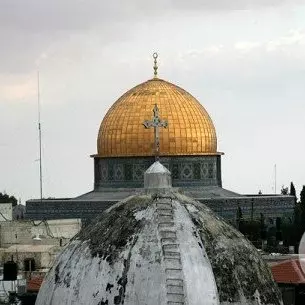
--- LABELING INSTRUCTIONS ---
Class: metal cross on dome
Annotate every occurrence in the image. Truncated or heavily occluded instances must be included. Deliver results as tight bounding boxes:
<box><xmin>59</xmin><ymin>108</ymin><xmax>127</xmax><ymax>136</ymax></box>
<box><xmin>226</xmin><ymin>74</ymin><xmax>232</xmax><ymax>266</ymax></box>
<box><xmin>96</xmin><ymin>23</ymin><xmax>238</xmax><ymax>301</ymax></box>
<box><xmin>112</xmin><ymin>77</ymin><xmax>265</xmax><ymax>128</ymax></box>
<box><xmin>143</xmin><ymin>104</ymin><xmax>168</xmax><ymax>160</ymax></box>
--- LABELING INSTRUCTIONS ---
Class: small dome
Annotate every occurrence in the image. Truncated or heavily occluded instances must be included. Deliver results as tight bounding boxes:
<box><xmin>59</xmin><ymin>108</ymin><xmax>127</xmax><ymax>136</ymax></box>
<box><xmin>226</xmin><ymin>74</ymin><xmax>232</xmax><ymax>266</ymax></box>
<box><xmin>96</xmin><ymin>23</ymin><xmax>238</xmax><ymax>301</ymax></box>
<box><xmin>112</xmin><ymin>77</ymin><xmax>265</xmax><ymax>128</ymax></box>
<box><xmin>36</xmin><ymin>193</ymin><xmax>282</xmax><ymax>305</ymax></box>
<box><xmin>97</xmin><ymin>78</ymin><xmax>218</xmax><ymax>157</ymax></box>
<box><xmin>144</xmin><ymin>161</ymin><xmax>172</xmax><ymax>191</ymax></box>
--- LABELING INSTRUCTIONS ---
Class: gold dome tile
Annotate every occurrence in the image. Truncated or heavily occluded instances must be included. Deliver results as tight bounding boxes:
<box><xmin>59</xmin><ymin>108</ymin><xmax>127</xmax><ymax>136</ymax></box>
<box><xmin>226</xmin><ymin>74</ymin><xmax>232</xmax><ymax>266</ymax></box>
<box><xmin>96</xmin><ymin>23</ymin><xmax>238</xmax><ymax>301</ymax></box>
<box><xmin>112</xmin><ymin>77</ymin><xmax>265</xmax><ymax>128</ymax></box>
<box><xmin>97</xmin><ymin>78</ymin><xmax>219</xmax><ymax>157</ymax></box>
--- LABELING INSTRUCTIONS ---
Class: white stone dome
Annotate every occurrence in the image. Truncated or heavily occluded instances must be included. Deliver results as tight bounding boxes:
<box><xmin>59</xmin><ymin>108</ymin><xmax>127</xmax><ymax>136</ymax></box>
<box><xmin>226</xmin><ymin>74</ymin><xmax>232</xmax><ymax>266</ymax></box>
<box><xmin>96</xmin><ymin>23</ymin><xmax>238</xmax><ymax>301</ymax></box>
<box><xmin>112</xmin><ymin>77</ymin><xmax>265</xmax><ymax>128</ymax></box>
<box><xmin>36</xmin><ymin>193</ymin><xmax>282</xmax><ymax>305</ymax></box>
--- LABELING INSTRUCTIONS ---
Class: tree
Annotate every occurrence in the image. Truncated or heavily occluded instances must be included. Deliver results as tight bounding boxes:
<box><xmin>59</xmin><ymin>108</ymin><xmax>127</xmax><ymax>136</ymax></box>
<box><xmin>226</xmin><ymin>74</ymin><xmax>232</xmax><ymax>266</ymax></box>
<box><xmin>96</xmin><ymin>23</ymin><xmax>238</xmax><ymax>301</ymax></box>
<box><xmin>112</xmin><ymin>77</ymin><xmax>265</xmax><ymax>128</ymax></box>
<box><xmin>0</xmin><ymin>192</ymin><xmax>18</xmax><ymax>207</ymax></box>
<box><xmin>301</xmin><ymin>186</ymin><xmax>305</xmax><ymax>205</ymax></box>
<box><xmin>260</xmin><ymin>213</ymin><xmax>267</xmax><ymax>240</ymax></box>
<box><xmin>281</xmin><ymin>186</ymin><xmax>289</xmax><ymax>195</ymax></box>
<box><xmin>236</xmin><ymin>206</ymin><xmax>243</xmax><ymax>229</ymax></box>
<box><xmin>239</xmin><ymin>220</ymin><xmax>261</xmax><ymax>243</ymax></box>
<box><xmin>290</xmin><ymin>182</ymin><xmax>296</xmax><ymax>197</ymax></box>
<box><xmin>282</xmin><ymin>221</ymin><xmax>296</xmax><ymax>246</ymax></box>
<box><xmin>236</xmin><ymin>206</ymin><xmax>243</xmax><ymax>221</ymax></box>
<box><xmin>276</xmin><ymin>217</ymin><xmax>282</xmax><ymax>241</ymax></box>
<box><xmin>293</xmin><ymin>186</ymin><xmax>305</xmax><ymax>251</ymax></box>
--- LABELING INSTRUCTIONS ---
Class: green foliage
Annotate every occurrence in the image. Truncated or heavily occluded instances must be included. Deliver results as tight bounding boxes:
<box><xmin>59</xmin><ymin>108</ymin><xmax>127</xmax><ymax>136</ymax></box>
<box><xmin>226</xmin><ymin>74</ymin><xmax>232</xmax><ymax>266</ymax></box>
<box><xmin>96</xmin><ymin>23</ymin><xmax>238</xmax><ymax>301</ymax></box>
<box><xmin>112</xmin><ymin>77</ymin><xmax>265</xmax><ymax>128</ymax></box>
<box><xmin>235</xmin><ymin>182</ymin><xmax>305</xmax><ymax>254</ymax></box>
<box><xmin>293</xmin><ymin>203</ymin><xmax>302</xmax><ymax>241</ymax></box>
<box><xmin>235</xmin><ymin>184</ymin><xmax>305</xmax><ymax>253</ymax></box>
<box><xmin>266</xmin><ymin>226</ymin><xmax>277</xmax><ymax>246</ymax></box>
<box><xmin>282</xmin><ymin>222</ymin><xmax>296</xmax><ymax>246</ymax></box>
<box><xmin>236</xmin><ymin>206</ymin><xmax>243</xmax><ymax>222</ymax></box>
<box><xmin>294</xmin><ymin>186</ymin><xmax>305</xmax><ymax>246</ymax></box>
<box><xmin>0</xmin><ymin>192</ymin><xmax>18</xmax><ymax>207</ymax></box>
<box><xmin>281</xmin><ymin>186</ymin><xmax>288</xmax><ymax>195</ymax></box>
<box><xmin>239</xmin><ymin>220</ymin><xmax>261</xmax><ymax>243</ymax></box>
<box><xmin>236</xmin><ymin>213</ymin><xmax>296</xmax><ymax>253</ymax></box>
<box><xmin>290</xmin><ymin>182</ymin><xmax>296</xmax><ymax>198</ymax></box>
<box><xmin>292</xmin><ymin>190</ymin><xmax>305</xmax><ymax>252</ymax></box>
<box><xmin>301</xmin><ymin>185</ymin><xmax>305</xmax><ymax>205</ymax></box>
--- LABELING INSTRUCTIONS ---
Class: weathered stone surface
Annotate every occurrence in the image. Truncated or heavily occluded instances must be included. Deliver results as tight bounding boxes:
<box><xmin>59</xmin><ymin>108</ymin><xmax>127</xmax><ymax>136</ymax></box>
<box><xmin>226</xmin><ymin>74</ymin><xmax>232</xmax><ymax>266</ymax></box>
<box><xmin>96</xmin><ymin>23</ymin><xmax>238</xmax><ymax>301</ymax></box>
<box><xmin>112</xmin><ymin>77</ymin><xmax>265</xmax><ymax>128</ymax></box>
<box><xmin>175</xmin><ymin>193</ymin><xmax>283</xmax><ymax>305</ymax></box>
<box><xmin>36</xmin><ymin>193</ymin><xmax>283</xmax><ymax>305</ymax></box>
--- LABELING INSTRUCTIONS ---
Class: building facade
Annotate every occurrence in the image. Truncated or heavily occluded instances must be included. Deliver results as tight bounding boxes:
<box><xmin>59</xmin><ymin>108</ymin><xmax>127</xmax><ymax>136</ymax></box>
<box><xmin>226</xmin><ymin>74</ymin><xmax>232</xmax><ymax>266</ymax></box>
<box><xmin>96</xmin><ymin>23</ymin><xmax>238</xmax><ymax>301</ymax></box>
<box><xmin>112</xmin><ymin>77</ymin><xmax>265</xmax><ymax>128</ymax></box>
<box><xmin>26</xmin><ymin>59</ymin><xmax>295</xmax><ymax>224</ymax></box>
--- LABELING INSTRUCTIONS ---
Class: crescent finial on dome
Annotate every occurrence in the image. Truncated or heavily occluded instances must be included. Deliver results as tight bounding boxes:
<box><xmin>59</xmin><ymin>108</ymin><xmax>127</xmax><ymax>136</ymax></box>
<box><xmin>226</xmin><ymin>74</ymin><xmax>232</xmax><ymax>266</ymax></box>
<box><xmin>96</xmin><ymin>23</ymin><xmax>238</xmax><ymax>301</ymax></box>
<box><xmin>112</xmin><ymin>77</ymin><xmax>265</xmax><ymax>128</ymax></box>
<box><xmin>153</xmin><ymin>52</ymin><xmax>158</xmax><ymax>78</ymax></box>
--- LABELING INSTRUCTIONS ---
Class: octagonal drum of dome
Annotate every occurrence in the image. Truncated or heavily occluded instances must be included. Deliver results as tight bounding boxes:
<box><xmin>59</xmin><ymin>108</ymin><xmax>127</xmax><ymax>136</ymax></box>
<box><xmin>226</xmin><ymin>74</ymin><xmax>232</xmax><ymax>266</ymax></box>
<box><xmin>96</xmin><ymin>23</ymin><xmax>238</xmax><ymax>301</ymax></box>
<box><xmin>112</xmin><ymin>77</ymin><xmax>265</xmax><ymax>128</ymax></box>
<box><xmin>36</xmin><ymin>193</ymin><xmax>282</xmax><ymax>305</ymax></box>
<box><xmin>97</xmin><ymin>78</ymin><xmax>218</xmax><ymax>157</ymax></box>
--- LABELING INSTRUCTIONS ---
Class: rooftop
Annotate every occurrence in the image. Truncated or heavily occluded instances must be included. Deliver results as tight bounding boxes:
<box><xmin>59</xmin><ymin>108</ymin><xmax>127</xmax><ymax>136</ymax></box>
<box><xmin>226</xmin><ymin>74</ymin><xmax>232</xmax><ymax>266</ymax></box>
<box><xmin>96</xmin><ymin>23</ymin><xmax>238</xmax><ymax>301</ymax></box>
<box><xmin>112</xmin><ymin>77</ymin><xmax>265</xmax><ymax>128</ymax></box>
<box><xmin>271</xmin><ymin>258</ymin><xmax>305</xmax><ymax>285</ymax></box>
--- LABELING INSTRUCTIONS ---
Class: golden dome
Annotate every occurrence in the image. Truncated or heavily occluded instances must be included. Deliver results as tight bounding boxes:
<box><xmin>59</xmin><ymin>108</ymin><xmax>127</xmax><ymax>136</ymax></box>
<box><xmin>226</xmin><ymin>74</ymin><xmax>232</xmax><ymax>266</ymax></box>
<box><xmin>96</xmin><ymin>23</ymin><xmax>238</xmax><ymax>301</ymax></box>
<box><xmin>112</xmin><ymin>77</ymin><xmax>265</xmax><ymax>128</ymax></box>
<box><xmin>97</xmin><ymin>78</ymin><xmax>218</xmax><ymax>157</ymax></box>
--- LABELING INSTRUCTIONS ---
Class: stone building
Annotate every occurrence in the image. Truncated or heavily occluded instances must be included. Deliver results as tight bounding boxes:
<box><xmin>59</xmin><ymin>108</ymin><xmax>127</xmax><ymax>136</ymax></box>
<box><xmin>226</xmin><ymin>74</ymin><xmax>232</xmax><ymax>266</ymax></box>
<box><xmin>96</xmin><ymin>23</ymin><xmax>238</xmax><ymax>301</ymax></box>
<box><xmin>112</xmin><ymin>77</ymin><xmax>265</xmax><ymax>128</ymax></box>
<box><xmin>0</xmin><ymin>218</ymin><xmax>81</xmax><ymax>272</ymax></box>
<box><xmin>0</xmin><ymin>203</ymin><xmax>12</xmax><ymax>221</ymax></box>
<box><xmin>13</xmin><ymin>204</ymin><xmax>26</xmax><ymax>220</ymax></box>
<box><xmin>26</xmin><ymin>55</ymin><xmax>294</xmax><ymax>224</ymax></box>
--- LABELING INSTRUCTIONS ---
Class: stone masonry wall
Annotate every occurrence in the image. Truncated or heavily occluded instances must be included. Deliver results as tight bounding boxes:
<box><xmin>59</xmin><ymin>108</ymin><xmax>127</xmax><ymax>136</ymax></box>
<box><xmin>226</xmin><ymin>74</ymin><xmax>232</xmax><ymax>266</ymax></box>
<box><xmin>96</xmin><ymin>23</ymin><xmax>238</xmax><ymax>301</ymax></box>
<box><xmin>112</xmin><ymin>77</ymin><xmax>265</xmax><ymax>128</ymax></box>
<box><xmin>25</xmin><ymin>195</ymin><xmax>294</xmax><ymax>225</ymax></box>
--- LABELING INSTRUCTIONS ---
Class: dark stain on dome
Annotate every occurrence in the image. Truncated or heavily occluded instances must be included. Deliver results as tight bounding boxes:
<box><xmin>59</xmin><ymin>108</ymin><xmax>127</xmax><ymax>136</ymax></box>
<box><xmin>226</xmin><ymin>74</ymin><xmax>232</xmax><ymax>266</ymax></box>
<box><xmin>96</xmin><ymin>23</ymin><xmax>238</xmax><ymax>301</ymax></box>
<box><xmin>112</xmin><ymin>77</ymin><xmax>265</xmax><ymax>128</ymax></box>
<box><xmin>180</xmin><ymin>196</ymin><xmax>282</xmax><ymax>305</ymax></box>
<box><xmin>53</xmin><ymin>263</ymin><xmax>72</xmax><ymax>289</ymax></box>
<box><xmin>106</xmin><ymin>283</ymin><xmax>114</xmax><ymax>293</ymax></box>
<box><xmin>114</xmin><ymin>237</ymin><xmax>137</xmax><ymax>305</ymax></box>
<box><xmin>54</xmin><ymin>264</ymin><xmax>60</xmax><ymax>284</ymax></box>
<box><xmin>77</xmin><ymin>196</ymin><xmax>150</xmax><ymax>264</ymax></box>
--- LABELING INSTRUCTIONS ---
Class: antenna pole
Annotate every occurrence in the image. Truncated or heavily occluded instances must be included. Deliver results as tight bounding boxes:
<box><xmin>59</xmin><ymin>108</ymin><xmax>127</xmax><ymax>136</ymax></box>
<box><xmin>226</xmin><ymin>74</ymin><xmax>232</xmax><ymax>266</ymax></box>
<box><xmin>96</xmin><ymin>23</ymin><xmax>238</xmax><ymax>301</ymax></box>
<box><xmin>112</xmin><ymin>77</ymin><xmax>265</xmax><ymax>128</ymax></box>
<box><xmin>37</xmin><ymin>71</ymin><xmax>43</xmax><ymax>203</ymax></box>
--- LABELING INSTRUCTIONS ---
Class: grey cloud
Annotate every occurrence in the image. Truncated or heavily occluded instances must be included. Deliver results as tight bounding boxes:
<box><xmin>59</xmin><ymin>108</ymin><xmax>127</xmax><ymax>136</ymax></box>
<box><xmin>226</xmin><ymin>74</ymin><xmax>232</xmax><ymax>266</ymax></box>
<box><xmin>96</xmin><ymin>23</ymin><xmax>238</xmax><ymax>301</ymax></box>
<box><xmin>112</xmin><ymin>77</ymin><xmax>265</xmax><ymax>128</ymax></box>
<box><xmin>0</xmin><ymin>1</ymin><xmax>120</xmax><ymax>32</ymax></box>
<box><xmin>0</xmin><ymin>23</ymin><xmax>130</xmax><ymax>74</ymax></box>
<box><xmin>1</xmin><ymin>0</ymin><xmax>304</xmax><ymax>80</ymax></box>
<box><xmin>1</xmin><ymin>0</ymin><xmax>303</xmax><ymax>34</ymax></box>
<box><xmin>0</xmin><ymin>0</ymin><xmax>137</xmax><ymax>74</ymax></box>
<box><xmin>167</xmin><ymin>0</ymin><xmax>305</xmax><ymax>10</ymax></box>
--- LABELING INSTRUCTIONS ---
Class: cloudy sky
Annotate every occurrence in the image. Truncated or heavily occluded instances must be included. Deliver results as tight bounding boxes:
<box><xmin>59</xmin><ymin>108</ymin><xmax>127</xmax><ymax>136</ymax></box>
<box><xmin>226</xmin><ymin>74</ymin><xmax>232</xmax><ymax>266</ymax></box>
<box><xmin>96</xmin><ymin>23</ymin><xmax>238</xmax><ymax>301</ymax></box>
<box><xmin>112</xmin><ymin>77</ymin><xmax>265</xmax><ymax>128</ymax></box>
<box><xmin>1</xmin><ymin>0</ymin><xmax>305</xmax><ymax>202</ymax></box>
